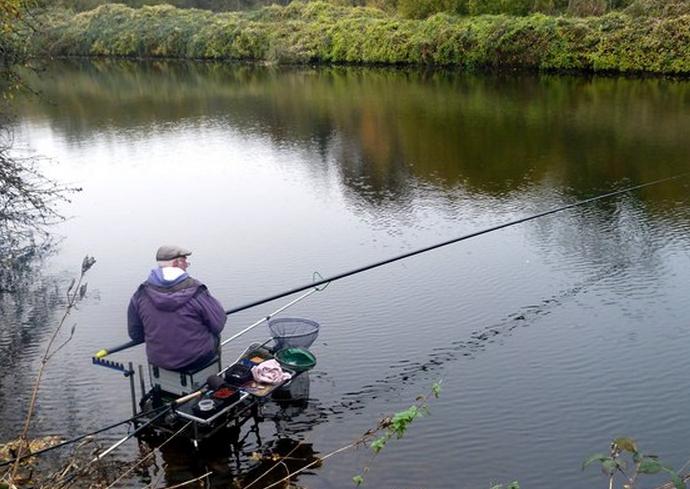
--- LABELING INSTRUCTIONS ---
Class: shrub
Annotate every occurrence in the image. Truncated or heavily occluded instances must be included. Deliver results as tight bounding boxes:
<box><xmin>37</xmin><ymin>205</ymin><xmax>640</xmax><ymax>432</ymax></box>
<box><xmin>625</xmin><ymin>0</ymin><xmax>690</xmax><ymax>17</ymax></box>
<box><xmin>467</xmin><ymin>0</ymin><xmax>501</xmax><ymax>15</ymax></box>
<box><xmin>34</xmin><ymin>2</ymin><xmax>690</xmax><ymax>74</ymax></box>
<box><xmin>566</xmin><ymin>0</ymin><xmax>607</xmax><ymax>16</ymax></box>
<box><xmin>398</xmin><ymin>0</ymin><xmax>466</xmax><ymax>19</ymax></box>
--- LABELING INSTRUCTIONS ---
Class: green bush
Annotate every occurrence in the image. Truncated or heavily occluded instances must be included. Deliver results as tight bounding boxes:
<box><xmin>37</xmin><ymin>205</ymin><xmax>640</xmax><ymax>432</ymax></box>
<box><xmin>467</xmin><ymin>0</ymin><xmax>500</xmax><ymax>14</ymax></box>
<box><xmin>398</xmin><ymin>0</ymin><xmax>467</xmax><ymax>18</ymax></box>
<box><xmin>566</xmin><ymin>0</ymin><xmax>607</xmax><ymax>16</ymax></box>
<box><xmin>34</xmin><ymin>1</ymin><xmax>690</xmax><ymax>74</ymax></box>
<box><xmin>625</xmin><ymin>0</ymin><xmax>690</xmax><ymax>17</ymax></box>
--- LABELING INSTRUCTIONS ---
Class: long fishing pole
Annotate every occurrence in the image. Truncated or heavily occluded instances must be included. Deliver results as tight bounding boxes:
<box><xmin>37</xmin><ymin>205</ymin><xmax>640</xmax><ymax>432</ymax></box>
<box><xmin>225</xmin><ymin>172</ymin><xmax>690</xmax><ymax>315</ymax></box>
<box><xmin>96</xmin><ymin>172</ymin><xmax>689</xmax><ymax>358</ymax></box>
<box><xmin>0</xmin><ymin>404</ymin><xmax>171</xmax><ymax>468</ymax></box>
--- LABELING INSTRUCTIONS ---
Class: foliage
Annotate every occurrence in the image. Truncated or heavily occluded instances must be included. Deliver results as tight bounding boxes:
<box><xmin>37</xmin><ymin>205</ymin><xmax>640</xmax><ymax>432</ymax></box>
<box><xmin>0</xmin><ymin>128</ymin><xmax>81</xmax><ymax>292</ymax></box>
<box><xmin>352</xmin><ymin>381</ymin><xmax>441</xmax><ymax>486</ymax></box>
<box><xmin>625</xmin><ymin>0</ymin><xmax>690</xmax><ymax>17</ymax></box>
<box><xmin>0</xmin><ymin>0</ymin><xmax>28</xmax><ymax>66</ymax></box>
<box><xmin>398</xmin><ymin>0</ymin><xmax>467</xmax><ymax>19</ymax></box>
<box><xmin>490</xmin><ymin>482</ymin><xmax>520</xmax><ymax>489</ymax></box>
<box><xmin>583</xmin><ymin>437</ymin><xmax>686</xmax><ymax>489</ymax></box>
<box><xmin>2</xmin><ymin>256</ymin><xmax>95</xmax><ymax>487</ymax></box>
<box><xmin>0</xmin><ymin>0</ymin><xmax>81</xmax><ymax>290</ymax></box>
<box><xmin>566</xmin><ymin>0</ymin><xmax>608</xmax><ymax>16</ymax></box>
<box><xmin>37</xmin><ymin>0</ymin><xmax>647</xmax><ymax>17</ymax></box>
<box><xmin>33</xmin><ymin>1</ymin><xmax>690</xmax><ymax>74</ymax></box>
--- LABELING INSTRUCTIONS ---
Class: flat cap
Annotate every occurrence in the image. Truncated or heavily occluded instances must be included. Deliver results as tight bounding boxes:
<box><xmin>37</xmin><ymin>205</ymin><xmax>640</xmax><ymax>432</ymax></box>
<box><xmin>156</xmin><ymin>245</ymin><xmax>192</xmax><ymax>261</ymax></box>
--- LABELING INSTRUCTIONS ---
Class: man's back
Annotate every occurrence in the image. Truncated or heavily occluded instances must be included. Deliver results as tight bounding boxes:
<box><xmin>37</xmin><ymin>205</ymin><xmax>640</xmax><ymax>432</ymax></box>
<box><xmin>127</xmin><ymin>246</ymin><xmax>227</xmax><ymax>370</ymax></box>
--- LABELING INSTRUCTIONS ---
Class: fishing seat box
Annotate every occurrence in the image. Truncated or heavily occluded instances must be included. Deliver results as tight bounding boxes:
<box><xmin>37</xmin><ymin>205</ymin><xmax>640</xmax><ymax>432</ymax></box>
<box><xmin>149</xmin><ymin>355</ymin><xmax>221</xmax><ymax>396</ymax></box>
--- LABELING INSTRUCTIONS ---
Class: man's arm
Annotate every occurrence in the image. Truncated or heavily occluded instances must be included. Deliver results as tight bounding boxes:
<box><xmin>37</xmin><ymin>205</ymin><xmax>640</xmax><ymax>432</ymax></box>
<box><xmin>197</xmin><ymin>290</ymin><xmax>227</xmax><ymax>336</ymax></box>
<box><xmin>127</xmin><ymin>296</ymin><xmax>145</xmax><ymax>342</ymax></box>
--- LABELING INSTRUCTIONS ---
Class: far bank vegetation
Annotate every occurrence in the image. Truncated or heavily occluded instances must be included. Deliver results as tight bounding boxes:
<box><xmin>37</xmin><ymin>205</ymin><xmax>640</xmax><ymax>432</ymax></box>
<box><xmin>31</xmin><ymin>0</ymin><xmax>690</xmax><ymax>74</ymax></box>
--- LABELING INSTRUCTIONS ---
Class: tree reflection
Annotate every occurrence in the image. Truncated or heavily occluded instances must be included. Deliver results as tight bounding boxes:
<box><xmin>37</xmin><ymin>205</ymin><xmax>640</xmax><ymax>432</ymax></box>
<box><xmin>16</xmin><ymin>59</ymin><xmax>690</xmax><ymax>206</ymax></box>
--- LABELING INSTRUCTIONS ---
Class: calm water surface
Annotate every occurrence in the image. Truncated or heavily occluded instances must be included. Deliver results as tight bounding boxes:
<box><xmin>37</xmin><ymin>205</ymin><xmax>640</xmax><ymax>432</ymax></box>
<box><xmin>3</xmin><ymin>59</ymin><xmax>690</xmax><ymax>488</ymax></box>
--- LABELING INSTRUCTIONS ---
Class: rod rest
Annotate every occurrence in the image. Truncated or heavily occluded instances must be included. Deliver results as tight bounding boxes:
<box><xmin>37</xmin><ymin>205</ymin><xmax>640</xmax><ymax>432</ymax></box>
<box><xmin>92</xmin><ymin>357</ymin><xmax>134</xmax><ymax>376</ymax></box>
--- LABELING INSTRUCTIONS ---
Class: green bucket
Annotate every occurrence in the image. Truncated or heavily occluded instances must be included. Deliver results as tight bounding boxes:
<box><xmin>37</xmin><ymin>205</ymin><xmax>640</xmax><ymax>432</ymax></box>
<box><xmin>275</xmin><ymin>347</ymin><xmax>317</xmax><ymax>373</ymax></box>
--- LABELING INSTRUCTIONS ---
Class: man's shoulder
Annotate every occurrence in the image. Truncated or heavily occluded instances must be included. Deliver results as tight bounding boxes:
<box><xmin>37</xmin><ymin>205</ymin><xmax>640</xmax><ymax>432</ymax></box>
<box><xmin>131</xmin><ymin>282</ymin><xmax>146</xmax><ymax>297</ymax></box>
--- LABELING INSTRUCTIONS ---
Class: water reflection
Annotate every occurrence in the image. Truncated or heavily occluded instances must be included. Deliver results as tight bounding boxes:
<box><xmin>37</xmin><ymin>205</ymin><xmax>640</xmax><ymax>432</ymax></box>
<box><xmin>17</xmin><ymin>59</ymin><xmax>690</xmax><ymax>202</ymax></box>
<box><xmin>139</xmin><ymin>374</ymin><xmax>323</xmax><ymax>488</ymax></box>
<box><xmin>147</xmin><ymin>435</ymin><xmax>320</xmax><ymax>488</ymax></box>
<box><xmin>0</xmin><ymin>255</ymin><xmax>64</xmax><ymax>440</ymax></box>
<box><xmin>7</xmin><ymin>59</ymin><xmax>690</xmax><ymax>489</ymax></box>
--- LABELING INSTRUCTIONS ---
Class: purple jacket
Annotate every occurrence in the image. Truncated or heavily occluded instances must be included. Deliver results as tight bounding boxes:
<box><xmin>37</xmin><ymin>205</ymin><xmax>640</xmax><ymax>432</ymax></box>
<box><xmin>127</xmin><ymin>268</ymin><xmax>227</xmax><ymax>370</ymax></box>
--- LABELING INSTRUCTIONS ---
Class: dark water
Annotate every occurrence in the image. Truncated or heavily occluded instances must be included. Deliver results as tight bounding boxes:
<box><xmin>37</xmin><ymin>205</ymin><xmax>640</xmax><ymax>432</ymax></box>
<box><xmin>3</xmin><ymin>59</ymin><xmax>690</xmax><ymax>488</ymax></box>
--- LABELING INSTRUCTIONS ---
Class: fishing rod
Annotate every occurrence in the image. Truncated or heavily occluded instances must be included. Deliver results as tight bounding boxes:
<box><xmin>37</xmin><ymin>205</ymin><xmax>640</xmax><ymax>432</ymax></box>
<box><xmin>96</xmin><ymin>172</ymin><xmax>688</xmax><ymax>358</ymax></box>
<box><xmin>96</xmin><ymin>284</ymin><xmax>326</xmax><ymax>357</ymax></box>
<box><xmin>225</xmin><ymin>172</ymin><xmax>690</xmax><ymax>315</ymax></box>
<box><xmin>0</xmin><ymin>405</ymin><xmax>171</xmax><ymax>468</ymax></box>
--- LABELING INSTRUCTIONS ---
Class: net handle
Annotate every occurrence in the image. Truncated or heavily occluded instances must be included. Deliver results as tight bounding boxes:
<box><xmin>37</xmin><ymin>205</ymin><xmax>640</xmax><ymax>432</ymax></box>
<box><xmin>221</xmin><ymin>287</ymin><xmax>319</xmax><ymax>348</ymax></box>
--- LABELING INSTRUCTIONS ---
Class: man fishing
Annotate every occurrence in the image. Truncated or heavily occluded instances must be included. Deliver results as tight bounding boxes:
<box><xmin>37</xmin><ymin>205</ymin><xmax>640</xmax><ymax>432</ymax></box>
<box><xmin>127</xmin><ymin>245</ymin><xmax>227</xmax><ymax>371</ymax></box>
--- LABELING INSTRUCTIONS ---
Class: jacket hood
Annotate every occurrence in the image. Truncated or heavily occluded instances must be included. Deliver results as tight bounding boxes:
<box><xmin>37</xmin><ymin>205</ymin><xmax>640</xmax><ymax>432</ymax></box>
<box><xmin>147</xmin><ymin>267</ymin><xmax>189</xmax><ymax>288</ymax></box>
<box><xmin>144</xmin><ymin>268</ymin><xmax>199</xmax><ymax>311</ymax></box>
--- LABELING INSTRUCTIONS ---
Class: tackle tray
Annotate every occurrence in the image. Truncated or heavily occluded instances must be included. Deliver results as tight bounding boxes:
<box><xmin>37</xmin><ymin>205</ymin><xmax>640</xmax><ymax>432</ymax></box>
<box><xmin>174</xmin><ymin>343</ymin><xmax>296</xmax><ymax>424</ymax></box>
<box><xmin>232</xmin><ymin>343</ymin><xmax>296</xmax><ymax>398</ymax></box>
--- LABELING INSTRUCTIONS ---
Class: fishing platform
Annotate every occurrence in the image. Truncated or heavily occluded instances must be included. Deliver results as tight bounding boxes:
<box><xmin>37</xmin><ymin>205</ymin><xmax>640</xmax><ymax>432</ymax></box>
<box><xmin>92</xmin><ymin>315</ymin><xmax>319</xmax><ymax>448</ymax></box>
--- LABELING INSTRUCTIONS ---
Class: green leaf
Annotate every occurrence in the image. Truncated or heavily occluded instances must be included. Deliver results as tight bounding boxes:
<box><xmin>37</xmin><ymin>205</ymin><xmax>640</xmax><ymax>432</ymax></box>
<box><xmin>371</xmin><ymin>436</ymin><xmax>387</xmax><ymax>454</ymax></box>
<box><xmin>601</xmin><ymin>459</ymin><xmax>618</xmax><ymax>475</ymax></box>
<box><xmin>432</xmin><ymin>381</ymin><xmax>442</xmax><ymax>399</ymax></box>
<box><xmin>582</xmin><ymin>453</ymin><xmax>610</xmax><ymax>470</ymax></box>
<box><xmin>352</xmin><ymin>475</ymin><xmax>364</xmax><ymax>486</ymax></box>
<box><xmin>391</xmin><ymin>406</ymin><xmax>420</xmax><ymax>437</ymax></box>
<box><xmin>613</xmin><ymin>437</ymin><xmax>638</xmax><ymax>453</ymax></box>
<box><xmin>506</xmin><ymin>481</ymin><xmax>520</xmax><ymax>489</ymax></box>
<box><xmin>662</xmin><ymin>468</ymin><xmax>686</xmax><ymax>489</ymax></box>
<box><xmin>638</xmin><ymin>457</ymin><xmax>663</xmax><ymax>474</ymax></box>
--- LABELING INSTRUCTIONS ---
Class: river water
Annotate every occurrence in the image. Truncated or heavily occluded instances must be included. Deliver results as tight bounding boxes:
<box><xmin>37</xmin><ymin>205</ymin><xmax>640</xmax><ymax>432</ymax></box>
<box><xmin>3</xmin><ymin>59</ymin><xmax>690</xmax><ymax>488</ymax></box>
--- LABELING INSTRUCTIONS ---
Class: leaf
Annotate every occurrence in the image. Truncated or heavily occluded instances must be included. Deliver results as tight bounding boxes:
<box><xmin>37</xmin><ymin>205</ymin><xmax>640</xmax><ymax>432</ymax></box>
<box><xmin>582</xmin><ymin>453</ymin><xmax>610</xmax><ymax>470</ymax></box>
<box><xmin>601</xmin><ymin>459</ymin><xmax>618</xmax><ymax>475</ymax></box>
<box><xmin>613</xmin><ymin>437</ymin><xmax>638</xmax><ymax>453</ymax></box>
<box><xmin>81</xmin><ymin>255</ymin><xmax>96</xmax><ymax>273</ymax></box>
<box><xmin>391</xmin><ymin>406</ymin><xmax>420</xmax><ymax>437</ymax></box>
<box><xmin>79</xmin><ymin>283</ymin><xmax>88</xmax><ymax>299</ymax></box>
<box><xmin>638</xmin><ymin>457</ymin><xmax>663</xmax><ymax>474</ymax></box>
<box><xmin>352</xmin><ymin>475</ymin><xmax>364</xmax><ymax>486</ymax></box>
<box><xmin>432</xmin><ymin>381</ymin><xmax>442</xmax><ymax>398</ymax></box>
<box><xmin>506</xmin><ymin>482</ymin><xmax>520</xmax><ymax>489</ymax></box>
<box><xmin>662</xmin><ymin>468</ymin><xmax>686</xmax><ymax>489</ymax></box>
<box><xmin>371</xmin><ymin>436</ymin><xmax>387</xmax><ymax>454</ymax></box>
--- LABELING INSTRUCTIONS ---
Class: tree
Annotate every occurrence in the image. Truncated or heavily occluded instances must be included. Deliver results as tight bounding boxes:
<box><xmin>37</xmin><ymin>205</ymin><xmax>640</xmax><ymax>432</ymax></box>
<box><xmin>0</xmin><ymin>0</ymin><xmax>79</xmax><ymax>291</ymax></box>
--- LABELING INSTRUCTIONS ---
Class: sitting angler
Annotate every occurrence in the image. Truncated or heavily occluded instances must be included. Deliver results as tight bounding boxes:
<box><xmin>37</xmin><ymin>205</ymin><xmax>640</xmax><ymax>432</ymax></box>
<box><xmin>128</xmin><ymin>245</ymin><xmax>227</xmax><ymax>371</ymax></box>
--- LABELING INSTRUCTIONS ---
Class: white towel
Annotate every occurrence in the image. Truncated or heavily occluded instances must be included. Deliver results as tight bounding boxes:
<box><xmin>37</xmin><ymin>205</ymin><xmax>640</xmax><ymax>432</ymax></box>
<box><xmin>251</xmin><ymin>359</ymin><xmax>292</xmax><ymax>385</ymax></box>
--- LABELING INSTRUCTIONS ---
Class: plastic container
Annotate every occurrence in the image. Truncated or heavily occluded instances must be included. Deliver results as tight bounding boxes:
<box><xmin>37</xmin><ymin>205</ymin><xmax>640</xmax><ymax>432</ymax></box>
<box><xmin>213</xmin><ymin>387</ymin><xmax>240</xmax><ymax>403</ymax></box>
<box><xmin>274</xmin><ymin>347</ymin><xmax>317</xmax><ymax>373</ymax></box>
<box><xmin>193</xmin><ymin>398</ymin><xmax>218</xmax><ymax>418</ymax></box>
<box><xmin>224</xmin><ymin>363</ymin><xmax>253</xmax><ymax>386</ymax></box>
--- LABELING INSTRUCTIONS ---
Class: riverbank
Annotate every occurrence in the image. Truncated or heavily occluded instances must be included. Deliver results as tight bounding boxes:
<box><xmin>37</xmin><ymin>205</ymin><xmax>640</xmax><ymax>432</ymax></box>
<box><xmin>32</xmin><ymin>2</ymin><xmax>690</xmax><ymax>75</ymax></box>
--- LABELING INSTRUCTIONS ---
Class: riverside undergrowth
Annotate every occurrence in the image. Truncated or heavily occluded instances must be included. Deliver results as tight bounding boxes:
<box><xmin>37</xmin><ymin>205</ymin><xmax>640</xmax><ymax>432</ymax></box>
<box><xmin>33</xmin><ymin>1</ymin><xmax>690</xmax><ymax>75</ymax></box>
